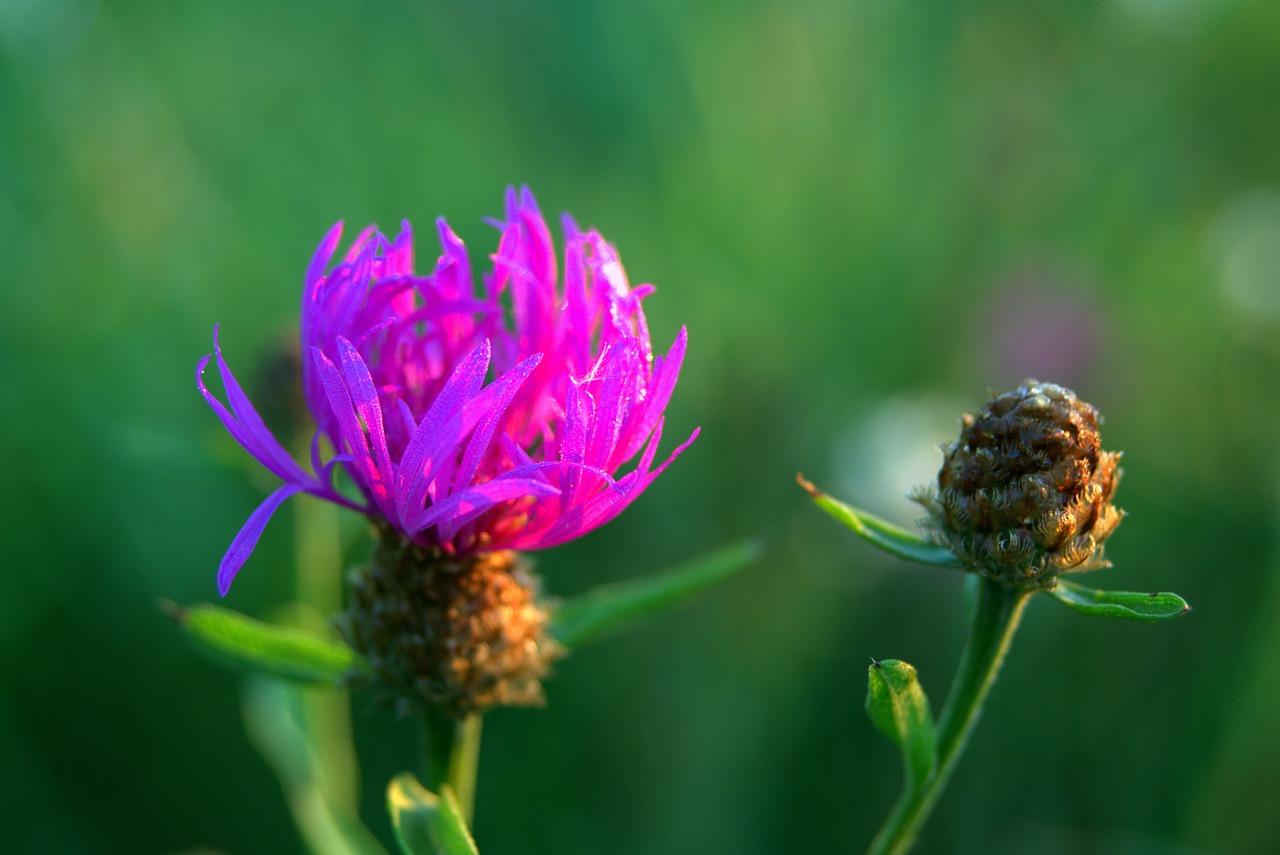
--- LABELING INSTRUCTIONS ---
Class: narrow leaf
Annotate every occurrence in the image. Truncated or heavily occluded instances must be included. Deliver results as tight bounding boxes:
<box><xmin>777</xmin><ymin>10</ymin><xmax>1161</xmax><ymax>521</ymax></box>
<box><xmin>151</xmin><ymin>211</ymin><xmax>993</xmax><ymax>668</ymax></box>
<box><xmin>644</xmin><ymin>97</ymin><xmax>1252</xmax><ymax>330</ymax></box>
<box><xmin>243</xmin><ymin>678</ymin><xmax>389</xmax><ymax>855</ymax></box>
<box><xmin>866</xmin><ymin>659</ymin><xmax>936</xmax><ymax>788</ymax></box>
<box><xmin>549</xmin><ymin>539</ymin><xmax>761</xmax><ymax>649</ymax></box>
<box><xmin>1051</xmin><ymin>580</ymin><xmax>1190</xmax><ymax>622</ymax></box>
<box><xmin>797</xmin><ymin>475</ymin><xmax>961</xmax><ymax>568</ymax></box>
<box><xmin>435</xmin><ymin>787</ymin><xmax>480</xmax><ymax>855</ymax></box>
<box><xmin>387</xmin><ymin>774</ymin><xmax>480</xmax><ymax>855</ymax></box>
<box><xmin>166</xmin><ymin>601</ymin><xmax>365</xmax><ymax>683</ymax></box>
<box><xmin>387</xmin><ymin>773</ymin><xmax>436</xmax><ymax>855</ymax></box>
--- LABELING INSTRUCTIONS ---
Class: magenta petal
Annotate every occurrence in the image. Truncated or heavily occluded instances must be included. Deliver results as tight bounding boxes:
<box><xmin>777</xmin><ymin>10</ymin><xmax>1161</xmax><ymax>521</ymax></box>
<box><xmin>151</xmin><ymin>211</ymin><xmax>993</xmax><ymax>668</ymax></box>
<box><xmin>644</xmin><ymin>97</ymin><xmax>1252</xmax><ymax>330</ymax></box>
<box><xmin>556</xmin><ymin>380</ymin><xmax>591</xmax><ymax>509</ymax></box>
<box><xmin>343</xmin><ymin>225</ymin><xmax>377</xmax><ymax>263</ymax></box>
<box><xmin>311</xmin><ymin>346</ymin><xmax>387</xmax><ymax>513</ymax></box>
<box><xmin>218</xmin><ymin>482</ymin><xmax>304</xmax><ymax>596</ymax></box>
<box><xmin>630</xmin><ymin>424</ymin><xmax>699</xmax><ymax>500</ymax></box>
<box><xmin>561</xmin><ymin>216</ymin><xmax>592</xmax><ymax>368</ymax></box>
<box><xmin>406</xmin><ymin>469</ymin><xmax>560</xmax><ymax>535</ymax></box>
<box><xmin>200</xmin><ymin>190</ymin><xmax>694</xmax><ymax>569</ymax></box>
<box><xmin>396</xmin><ymin>341</ymin><xmax>492</xmax><ymax>521</ymax></box>
<box><xmin>197</xmin><ymin>337</ymin><xmax>309</xmax><ymax>487</ymax></box>
<box><xmin>306</xmin><ymin>222</ymin><xmax>345</xmax><ymax>298</ymax></box>
<box><xmin>386</xmin><ymin>220</ymin><xmax>414</xmax><ymax>276</ymax></box>
<box><xmin>433</xmin><ymin>218</ymin><xmax>473</xmax><ymax>302</ymax></box>
<box><xmin>582</xmin><ymin>340</ymin><xmax>638</xmax><ymax>469</ymax></box>
<box><xmin>619</xmin><ymin>326</ymin><xmax>687</xmax><ymax>465</ymax></box>
<box><xmin>536</xmin><ymin>422</ymin><xmax>698</xmax><ymax>549</ymax></box>
<box><xmin>452</xmin><ymin>354</ymin><xmax>541</xmax><ymax>494</ymax></box>
<box><xmin>332</xmin><ymin>239</ymin><xmax>378</xmax><ymax>335</ymax></box>
<box><xmin>334</xmin><ymin>337</ymin><xmax>396</xmax><ymax>516</ymax></box>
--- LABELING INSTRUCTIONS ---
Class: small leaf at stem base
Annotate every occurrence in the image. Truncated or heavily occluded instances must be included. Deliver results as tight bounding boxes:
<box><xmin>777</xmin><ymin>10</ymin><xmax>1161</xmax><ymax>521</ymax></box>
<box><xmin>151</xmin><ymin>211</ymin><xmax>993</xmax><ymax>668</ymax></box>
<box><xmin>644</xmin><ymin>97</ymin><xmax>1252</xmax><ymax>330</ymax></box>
<box><xmin>866</xmin><ymin>659</ymin><xmax>936</xmax><ymax>788</ymax></box>
<box><xmin>387</xmin><ymin>773</ymin><xmax>479</xmax><ymax>855</ymax></box>
<box><xmin>797</xmin><ymin>475</ymin><xmax>962</xmax><ymax>568</ymax></box>
<box><xmin>1050</xmin><ymin>580</ymin><xmax>1190</xmax><ymax>621</ymax></box>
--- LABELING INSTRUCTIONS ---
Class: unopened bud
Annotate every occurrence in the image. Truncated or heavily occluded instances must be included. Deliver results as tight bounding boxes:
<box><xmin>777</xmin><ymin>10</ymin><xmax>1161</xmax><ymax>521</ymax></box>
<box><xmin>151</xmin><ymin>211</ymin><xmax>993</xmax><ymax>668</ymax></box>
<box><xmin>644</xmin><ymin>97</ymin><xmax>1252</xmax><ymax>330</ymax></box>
<box><xmin>911</xmin><ymin>380</ymin><xmax>1124</xmax><ymax>589</ymax></box>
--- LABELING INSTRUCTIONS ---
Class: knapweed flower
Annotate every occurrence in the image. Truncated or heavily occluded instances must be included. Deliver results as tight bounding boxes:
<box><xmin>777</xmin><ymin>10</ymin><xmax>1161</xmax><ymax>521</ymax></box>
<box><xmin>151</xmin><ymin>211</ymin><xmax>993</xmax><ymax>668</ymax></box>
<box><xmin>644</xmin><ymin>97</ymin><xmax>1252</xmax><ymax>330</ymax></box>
<box><xmin>198</xmin><ymin>188</ymin><xmax>696</xmax><ymax>713</ymax></box>
<box><xmin>910</xmin><ymin>380</ymin><xmax>1123</xmax><ymax>589</ymax></box>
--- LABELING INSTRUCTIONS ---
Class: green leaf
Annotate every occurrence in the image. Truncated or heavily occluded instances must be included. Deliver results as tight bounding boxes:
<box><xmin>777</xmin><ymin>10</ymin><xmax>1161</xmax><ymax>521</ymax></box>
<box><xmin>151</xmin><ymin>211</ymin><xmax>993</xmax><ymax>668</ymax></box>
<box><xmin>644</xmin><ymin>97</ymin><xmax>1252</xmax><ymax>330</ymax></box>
<box><xmin>866</xmin><ymin>659</ymin><xmax>936</xmax><ymax>788</ymax></box>
<box><xmin>166</xmin><ymin>601</ymin><xmax>365</xmax><ymax>683</ymax></box>
<box><xmin>797</xmin><ymin>475</ymin><xmax>962</xmax><ymax>568</ymax></box>
<box><xmin>387</xmin><ymin>774</ymin><xmax>479</xmax><ymax>855</ymax></box>
<box><xmin>433</xmin><ymin>788</ymin><xmax>479</xmax><ymax>855</ymax></box>
<box><xmin>1050</xmin><ymin>580</ymin><xmax>1190</xmax><ymax>621</ymax></box>
<box><xmin>243</xmin><ymin>679</ymin><xmax>389</xmax><ymax>855</ymax></box>
<box><xmin>548</xmin><ymin>539</ymin><xmax>761</xmax><ymax>649</ymax></box>
<box><xmin>387</xmin><ymin>773</ymin><xmax>434</xmax><ymax>855</ymax></box>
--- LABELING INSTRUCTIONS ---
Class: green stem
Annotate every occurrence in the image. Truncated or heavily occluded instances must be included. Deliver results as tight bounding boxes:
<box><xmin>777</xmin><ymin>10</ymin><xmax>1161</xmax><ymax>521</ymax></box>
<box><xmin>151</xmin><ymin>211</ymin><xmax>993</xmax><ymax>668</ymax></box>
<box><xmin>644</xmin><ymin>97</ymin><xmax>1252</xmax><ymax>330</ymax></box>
<box><xmin>867</xmin><ymin>578</ymin><xmax>1032</xmax><ymax>855</ymax></box>
<box><xmin>448</xmin><ymin>714</ymin><xmax>482</xmax><ymax>826</ymax></box>
<box><xmin>419</xmin><ymin>706</ymin><xmax>456</xmax><ymax>794</ymax></box>
<box><xmin>418</xmin><ymin>708</ymin><xmax>484</xmax><ymax>828</ymax></box>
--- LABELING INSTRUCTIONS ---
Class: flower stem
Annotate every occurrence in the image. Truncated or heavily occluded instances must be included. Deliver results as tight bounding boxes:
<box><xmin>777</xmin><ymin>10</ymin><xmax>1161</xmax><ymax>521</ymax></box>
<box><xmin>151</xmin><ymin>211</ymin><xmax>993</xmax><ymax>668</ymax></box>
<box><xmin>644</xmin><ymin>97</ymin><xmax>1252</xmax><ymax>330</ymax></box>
<box><xmin>418</xmin><ymin>708</ymin><xmax>484</xmax><ymax>827</ymax></box>
<box><xmin>867</xmin><ymin>578</ymin><xmax>1032</xmax><ymax>855</ymax></box>
<box><xmin>448</xmin><ymin>714</ymin><xmax>482</xmax><ymax>826</ymax></box>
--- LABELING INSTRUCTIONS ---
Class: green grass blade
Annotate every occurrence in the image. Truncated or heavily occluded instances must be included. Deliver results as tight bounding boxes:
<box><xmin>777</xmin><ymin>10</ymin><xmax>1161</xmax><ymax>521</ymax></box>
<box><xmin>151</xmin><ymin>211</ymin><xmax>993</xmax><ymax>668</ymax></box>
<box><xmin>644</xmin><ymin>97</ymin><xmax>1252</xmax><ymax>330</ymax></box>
<box><xmin>243</xmin><ymin>679</ymin><xmax>389</xmax><ymax>855</ymax></box>
<box><xmin>548</xmin><ymin>539</ymin><xmax>761</xmax><ymax>649</ymax></box>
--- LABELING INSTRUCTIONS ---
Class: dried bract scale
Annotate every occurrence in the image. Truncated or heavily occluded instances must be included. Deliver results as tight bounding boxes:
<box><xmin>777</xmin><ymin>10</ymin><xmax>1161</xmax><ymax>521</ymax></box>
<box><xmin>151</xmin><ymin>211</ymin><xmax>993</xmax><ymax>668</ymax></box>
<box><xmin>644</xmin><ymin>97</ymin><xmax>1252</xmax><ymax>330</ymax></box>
<box><xmin>344</xmin><ymin>525</ymin><xmax>562</xmax><ymax>716</ymax></box>
<box><xmin>912</xmin><ymin>380</ymin><xmax>1124</xmax><ymax>589</ymax></box>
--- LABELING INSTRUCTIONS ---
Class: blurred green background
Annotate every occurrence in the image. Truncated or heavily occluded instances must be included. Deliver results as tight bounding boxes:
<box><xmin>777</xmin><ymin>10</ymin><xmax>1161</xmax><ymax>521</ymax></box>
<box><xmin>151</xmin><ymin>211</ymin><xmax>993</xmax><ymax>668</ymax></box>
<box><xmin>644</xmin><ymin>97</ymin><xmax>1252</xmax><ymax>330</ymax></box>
<box><xmin>4</xmin><ymin>0</ymin><xmax>1279</xmax><ymax>852</ymax></box>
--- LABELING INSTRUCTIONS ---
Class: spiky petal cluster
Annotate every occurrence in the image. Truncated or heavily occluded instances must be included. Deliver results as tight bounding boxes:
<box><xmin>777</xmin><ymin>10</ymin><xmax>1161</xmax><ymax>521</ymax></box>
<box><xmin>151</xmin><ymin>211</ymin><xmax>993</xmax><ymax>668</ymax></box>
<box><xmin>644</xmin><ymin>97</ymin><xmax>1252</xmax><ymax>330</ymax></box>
<box><xmin>911</xmin><ymin>380</ymin><xmax>1123</xmax><ymax>589</ymax></box>
<box><xmin>199</xmin><ymin>188</ymin><xmax>695</xmax><ymax>595</ymax></box>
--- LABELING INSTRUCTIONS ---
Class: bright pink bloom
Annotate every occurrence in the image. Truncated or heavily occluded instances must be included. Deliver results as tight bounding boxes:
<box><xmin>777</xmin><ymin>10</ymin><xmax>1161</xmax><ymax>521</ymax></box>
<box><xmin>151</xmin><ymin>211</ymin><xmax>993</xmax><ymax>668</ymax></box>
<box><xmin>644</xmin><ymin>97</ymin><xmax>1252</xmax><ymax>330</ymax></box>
<box><xmin>199</xmin><ymin>187</ymin><xmax>696</xmax><ymax>595</ymax></box>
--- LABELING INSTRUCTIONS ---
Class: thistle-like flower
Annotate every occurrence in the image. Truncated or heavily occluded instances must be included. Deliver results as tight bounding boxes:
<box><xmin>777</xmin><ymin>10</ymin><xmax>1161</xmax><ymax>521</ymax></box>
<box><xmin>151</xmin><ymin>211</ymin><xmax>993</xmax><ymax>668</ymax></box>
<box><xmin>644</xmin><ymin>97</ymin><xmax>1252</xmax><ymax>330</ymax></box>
<box><xmin>911</xmin><ymin>379</ymin><xmax>1123</xmax><ymax>589</ymax></box>
<box><xmin>198</xmin><ymin>187</ymin><xmax>696</xmax><ymax>712</ymax></box>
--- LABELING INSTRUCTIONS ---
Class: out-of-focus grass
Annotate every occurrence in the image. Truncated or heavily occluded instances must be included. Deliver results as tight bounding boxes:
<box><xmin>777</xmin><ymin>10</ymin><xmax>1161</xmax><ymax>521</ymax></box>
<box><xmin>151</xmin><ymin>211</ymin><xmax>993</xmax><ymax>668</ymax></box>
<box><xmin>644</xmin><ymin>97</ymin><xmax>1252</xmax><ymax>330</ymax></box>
<box><xmin>3</xmin><ymin>0</ymin><xmax>1279</xmax><ymax>852</ymax></box>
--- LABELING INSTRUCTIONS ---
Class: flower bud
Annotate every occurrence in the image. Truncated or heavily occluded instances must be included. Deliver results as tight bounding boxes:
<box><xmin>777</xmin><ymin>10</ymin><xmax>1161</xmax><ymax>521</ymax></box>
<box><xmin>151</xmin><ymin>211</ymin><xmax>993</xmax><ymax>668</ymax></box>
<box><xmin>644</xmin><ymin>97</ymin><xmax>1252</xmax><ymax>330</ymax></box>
<box><xmin>911</xmin><ymin>380</ymin><xmax>1124</xmax><ymax>589</ymax></box>
<box><xmin>343</xmin><ymin>525</ymin><xmax>563</xmax><ymax>717</ymax></box>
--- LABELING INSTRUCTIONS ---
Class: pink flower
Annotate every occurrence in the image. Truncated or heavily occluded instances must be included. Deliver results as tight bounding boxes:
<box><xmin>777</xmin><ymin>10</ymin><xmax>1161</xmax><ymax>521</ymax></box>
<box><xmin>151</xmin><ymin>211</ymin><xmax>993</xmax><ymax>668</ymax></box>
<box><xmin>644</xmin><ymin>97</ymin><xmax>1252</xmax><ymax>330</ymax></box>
<box><xmin>199</xmin><ymin>188</ymin><xmax>696</xmax><ymax>595</ymax></box>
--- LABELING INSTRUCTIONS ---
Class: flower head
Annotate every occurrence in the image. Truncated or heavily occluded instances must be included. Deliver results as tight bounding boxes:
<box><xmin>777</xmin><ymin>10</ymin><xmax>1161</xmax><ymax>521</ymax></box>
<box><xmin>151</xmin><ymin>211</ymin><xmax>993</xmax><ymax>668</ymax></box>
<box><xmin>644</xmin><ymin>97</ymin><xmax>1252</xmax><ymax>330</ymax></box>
<box><xmin>911</xmin><ymin>380</ymin><xmax>1123</xmax><ymax>589</ymax></box>
<box><xmin>199</xmin><ymin>187</ymin><xmax>696</xmax><ymax>596</ymax></box>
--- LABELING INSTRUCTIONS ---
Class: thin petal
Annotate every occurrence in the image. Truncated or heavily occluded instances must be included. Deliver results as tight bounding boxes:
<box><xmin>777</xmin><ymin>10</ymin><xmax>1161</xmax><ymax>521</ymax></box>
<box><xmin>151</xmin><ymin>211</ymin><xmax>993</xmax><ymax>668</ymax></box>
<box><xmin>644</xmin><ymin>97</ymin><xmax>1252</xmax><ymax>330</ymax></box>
<box><xmin>583</xmin><ymin>340</ymin><xmax>640</xmax><ymax>470</ymax></box>
<box><xmin>218</xmin><ymin>483</ymin><xmax>304</xmax><ymax>596</ymax></box>
<box><xmin>197</xmin><ymin>333</ymin><xmax>309</xmax><ymax>486</ymax></box>
<box><xmin>556</xmin><ymin>379</ymin><xmax>591</xmax><ymax>509</ymax></box>
<box><xmin>396</xmin><ymin>341</ymin><xmax>491</xmax><ymax>521</ymax></box>
<box><xmin>305</xmin><ymin>222</ymin><xmax>344</xmax><ymax>298</ymax></box>
<box><xmin>530</xmin><ymin>423</ymin><xmax>699</xmax><ymax>549</ymax></box>
<box><xmin>406</xmin><ymin>467</ymin><xmax>560</xmax><ymax>535</ymax></box>
<box><xmin>452</xmin><ymin>354</ymin><xmax>541</xmax><ymax>494</ymax></box>
<box><xmin>343</xmin><ymin>225</ymin><xmax>378</xmax><ymax>263</ymax></box>
<box><xmin>618</xmin><ymin>326</ymin><xmax>687</xmax><ymax>465</ymax></box>
<box><xmin>335</xmin><ymin>337</ymin><xmax>396</xmax><ymax>516</ymax></box>
<box><xmin>311</xmin><ymin>346</ymin><xmax>387</xmax><ymax>513</ymax></box>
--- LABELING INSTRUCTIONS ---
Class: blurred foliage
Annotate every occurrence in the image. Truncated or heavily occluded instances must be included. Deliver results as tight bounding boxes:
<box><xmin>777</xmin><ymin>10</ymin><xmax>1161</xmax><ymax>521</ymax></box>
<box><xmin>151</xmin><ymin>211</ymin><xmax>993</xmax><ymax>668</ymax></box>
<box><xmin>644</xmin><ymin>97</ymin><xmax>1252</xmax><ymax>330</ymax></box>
<box><xmin>2</xmin><ymin>0</ymin><xmax>1279</xmax><ymax>852</ymax></box>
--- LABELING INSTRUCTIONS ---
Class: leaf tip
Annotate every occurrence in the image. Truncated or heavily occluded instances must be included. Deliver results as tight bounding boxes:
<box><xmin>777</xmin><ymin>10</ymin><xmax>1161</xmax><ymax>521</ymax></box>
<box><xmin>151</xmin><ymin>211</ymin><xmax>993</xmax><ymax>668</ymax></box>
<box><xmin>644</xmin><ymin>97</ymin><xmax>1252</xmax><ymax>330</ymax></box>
<box><xmin>796</xmin><ymin>472</ymin><xmax>822</xmax><ymax>498</ymax></box>
<box><xmin>158</xmin><ymin>598</ymin><xmax>187</xmax><ymax>624</ymax></box>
